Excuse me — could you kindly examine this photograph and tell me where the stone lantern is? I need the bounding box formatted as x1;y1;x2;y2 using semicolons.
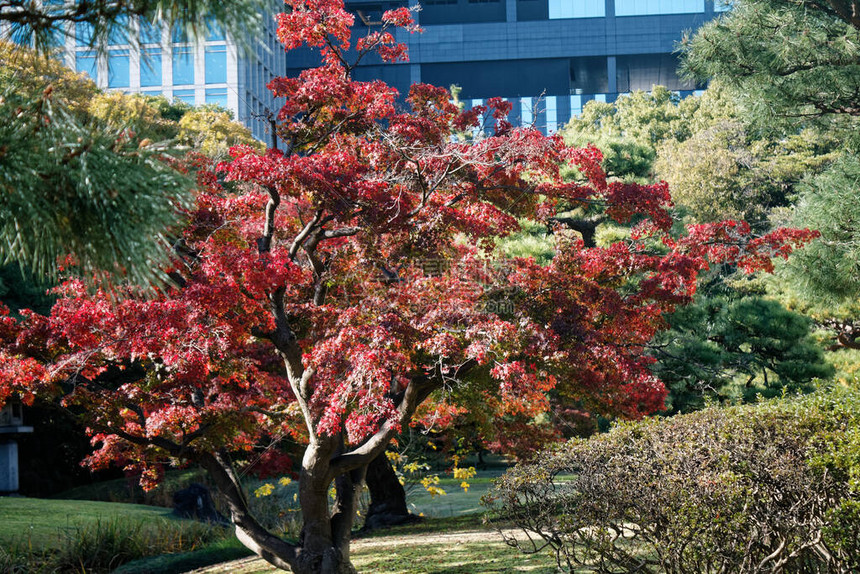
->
0;401;33;494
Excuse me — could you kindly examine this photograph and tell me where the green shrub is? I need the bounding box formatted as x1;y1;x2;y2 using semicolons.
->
486;388;860;573
0;516;228;573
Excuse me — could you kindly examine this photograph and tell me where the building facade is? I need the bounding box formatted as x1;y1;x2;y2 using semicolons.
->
2;7;286;142
290;0;728;132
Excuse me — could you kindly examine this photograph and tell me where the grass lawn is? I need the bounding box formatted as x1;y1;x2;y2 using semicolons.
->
5;470;558;573
0;497;173;549
352;540;559;574
188;516;561;574
406;472;506;518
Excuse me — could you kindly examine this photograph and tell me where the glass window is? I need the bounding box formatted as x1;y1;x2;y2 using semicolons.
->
108;15;128;45
205;88;229;108
172;26;189;44
172;46;194;85
549;0;605;18
615;0;704;16
140;19;161;44
142;90;162;97
206;18;225;41
521;97;533;125
44;26;63;49
173;89;196;105
205;45;227;84
545;96;558;133
594;94;607;103
570;94;583;116
8;23;32;46
715;0;731;11
108;49;130;88
76;51;98;81
76;21;93;46
140;48;162;87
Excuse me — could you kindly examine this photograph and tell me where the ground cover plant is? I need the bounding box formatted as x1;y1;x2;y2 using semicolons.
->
0;498;230;573
487;388;860;573
0;0;819;571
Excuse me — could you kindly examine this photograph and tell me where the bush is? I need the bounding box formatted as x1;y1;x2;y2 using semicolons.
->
0;516;229;573
486;389;860;573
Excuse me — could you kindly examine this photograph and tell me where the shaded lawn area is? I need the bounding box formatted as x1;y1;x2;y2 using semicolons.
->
185;516;561;574
0;497;173;549
405;471;508;518
352;540;559;574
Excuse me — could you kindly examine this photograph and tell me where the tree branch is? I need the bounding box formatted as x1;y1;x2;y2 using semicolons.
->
198;450;299;571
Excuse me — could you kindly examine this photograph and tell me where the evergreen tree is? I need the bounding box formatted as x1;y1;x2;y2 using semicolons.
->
0;42;259;287
780;153;860;312
680;0;860;133
653;291;834;413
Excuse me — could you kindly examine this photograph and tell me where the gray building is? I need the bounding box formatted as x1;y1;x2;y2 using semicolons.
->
289;0;729;132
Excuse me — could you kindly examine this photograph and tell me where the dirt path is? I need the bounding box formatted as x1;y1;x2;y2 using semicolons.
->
185;529;526;574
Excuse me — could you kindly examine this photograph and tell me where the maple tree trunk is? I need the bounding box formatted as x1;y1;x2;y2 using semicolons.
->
292;442;360;574
199;447;361;573
363;451;417;530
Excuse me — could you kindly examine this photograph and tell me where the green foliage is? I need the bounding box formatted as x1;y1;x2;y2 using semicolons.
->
111;538;252;574
562;83;839;226
0;265;54;315
653;292;834;412
0;514;228;573
680;0;860;135
0;83;192;287
0;41;97;118
144;95;195;123
0;43;260;289
178;109;264;159
561;87;695;179
655;117;839;226
487;389;860;572
89;92;180;142
780;153;860;308
494;220;554;264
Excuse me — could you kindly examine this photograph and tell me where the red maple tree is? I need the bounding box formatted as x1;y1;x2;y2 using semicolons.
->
0;1;818;571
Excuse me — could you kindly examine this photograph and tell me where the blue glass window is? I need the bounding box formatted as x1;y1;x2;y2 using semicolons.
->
8;23;33;46
205;88;229;108
173;89;196;105
715;0;731;11
206;18;225;42
108;49;130;88
172;26;189;44
76;21;93;46
142;90;162;97
204;45;227;84
76;51;98;81
45;26;64;49
140;48;162;87
570;94;583;116
548;0;605;18
521;97;533;125
108;15;129;45
41;0;64;48
545;96;558;133
615;0;704;16
172;46;194;85
140;19;161;44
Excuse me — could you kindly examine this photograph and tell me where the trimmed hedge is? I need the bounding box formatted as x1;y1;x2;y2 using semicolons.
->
486;389;860;573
